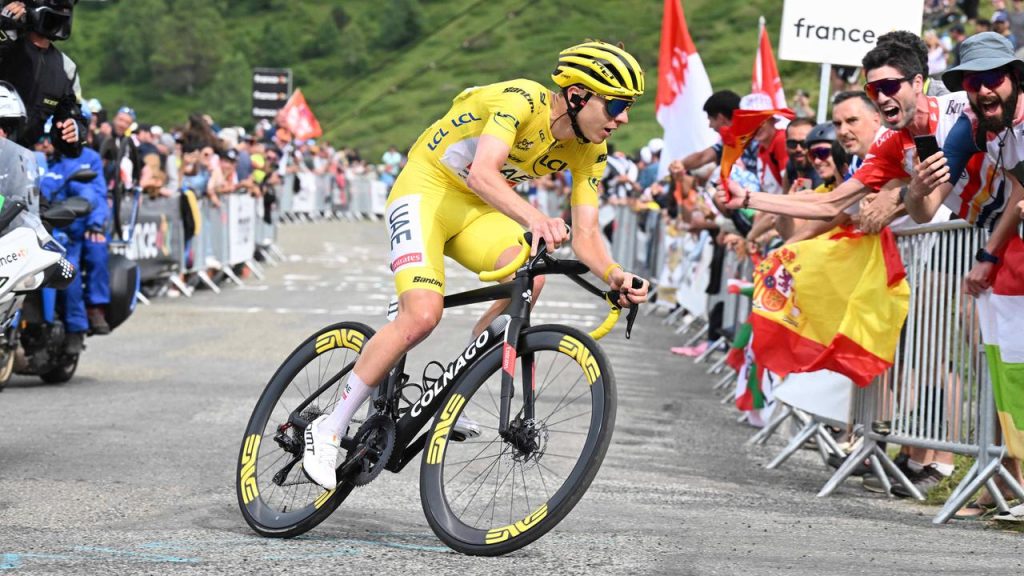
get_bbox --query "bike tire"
[419,324,616,556]
[237,321,374,538]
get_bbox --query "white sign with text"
[779,0,924,67]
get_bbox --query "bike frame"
[285,248,618,476]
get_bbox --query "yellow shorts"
[385,172,525,296]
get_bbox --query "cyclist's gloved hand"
[610,270,648,308]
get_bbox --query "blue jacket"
[40,147,110,234]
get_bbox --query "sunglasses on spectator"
[786,139,807,150]
[864,76,915,100]
[806,146,833,161]
[962,69,1009,93]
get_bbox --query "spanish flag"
[750,226,910,387]
[718,107,793,200]
[977,236,1024,459]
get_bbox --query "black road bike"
[236,235,641,556]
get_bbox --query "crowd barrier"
[633,208,1024,525]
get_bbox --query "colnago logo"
[411,330,491,417]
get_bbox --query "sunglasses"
[597,94,634,117]
[786,139,807,150]
[963,69,1009,92]
[864,76,915,100]
[807,146,833,161]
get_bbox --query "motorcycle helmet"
[28,0,76,41]
[0,81,27,142]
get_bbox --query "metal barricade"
[817,220,1024,522]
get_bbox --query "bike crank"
[337,414,396,487]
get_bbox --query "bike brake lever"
[624,277,644,339]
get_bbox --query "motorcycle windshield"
[0,139,41,214]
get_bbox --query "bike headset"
[0,81,27,142]
[551,40,645,143]
[27,0,77,41]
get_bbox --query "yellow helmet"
[552,40,645,100]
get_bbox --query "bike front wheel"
[419,324,616,556]
[237,321,374,538]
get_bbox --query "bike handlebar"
[479,235,530,282]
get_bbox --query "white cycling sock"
[907,459,925,473]
[932,462,954,477]
[322,372,372,438]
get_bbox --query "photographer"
[0,0,85,157]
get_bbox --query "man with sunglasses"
[715,32,967,231]
[902,32,1024,296]
[302,40,651,490]
[785,118,823,191]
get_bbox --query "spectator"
[784,118,823,191]
[235,135,254,181]
[976,18,993,33]
[949,24,968,65]
[139,152,171,199]
[136,123,159,160]
[180,112,218,153]
[790,89,815,119]
[924,30,949,76]
[381,144,402,177]
[0,0,86,157]
[637,137,662,191]
[1009,0,1024,55]
[993,10,1018,48]
[680,90,757,175]
[602,144,639,200]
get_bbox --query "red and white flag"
[280,88,323,141]
[656,0,717,178]
[752,16,786,109]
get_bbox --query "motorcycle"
[0,138,78,389]
[0,139,140,388]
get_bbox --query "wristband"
[898,185,909,204]
[742,189,751,209]
[602,263,623,283]
[975,248,1000,265]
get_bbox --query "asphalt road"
[0,219,1021,575]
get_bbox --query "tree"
[374,0,424,50]
[149,0,227,94]
[98,0,166,83]
[342,24,370,75]
[203,50,252,126]
[302,18,342,59]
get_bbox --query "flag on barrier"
[977,236,1024,460]
[749,226,910,387]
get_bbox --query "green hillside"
[64,0,822,157]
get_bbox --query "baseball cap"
[222,148,239,162]
[740,93,791,129]
[117,106,136,121]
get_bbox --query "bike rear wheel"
[420,325,616,555]
[237,321,374,538]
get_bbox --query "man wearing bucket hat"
[902,32,1024,296]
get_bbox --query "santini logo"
[413,275,442,287]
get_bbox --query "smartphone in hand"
[913,134,941,162]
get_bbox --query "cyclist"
[304,40,651,490]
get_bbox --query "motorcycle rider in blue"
[38,134,110,353]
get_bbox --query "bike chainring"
[346,414,396,487]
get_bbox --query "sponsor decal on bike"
[313,487,336,509]
[411,330,490,418]
[502,343,516,377]
[240,434,261,504]
[484,504,548,544]
[426,393,465,465]
[315,328,365,354]
[558,335,600,385]
[387,196,426,273]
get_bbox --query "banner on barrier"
[673,233,714,314]
[228,194,257,266]
[113,195,184,280]
[291,172,317,214]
